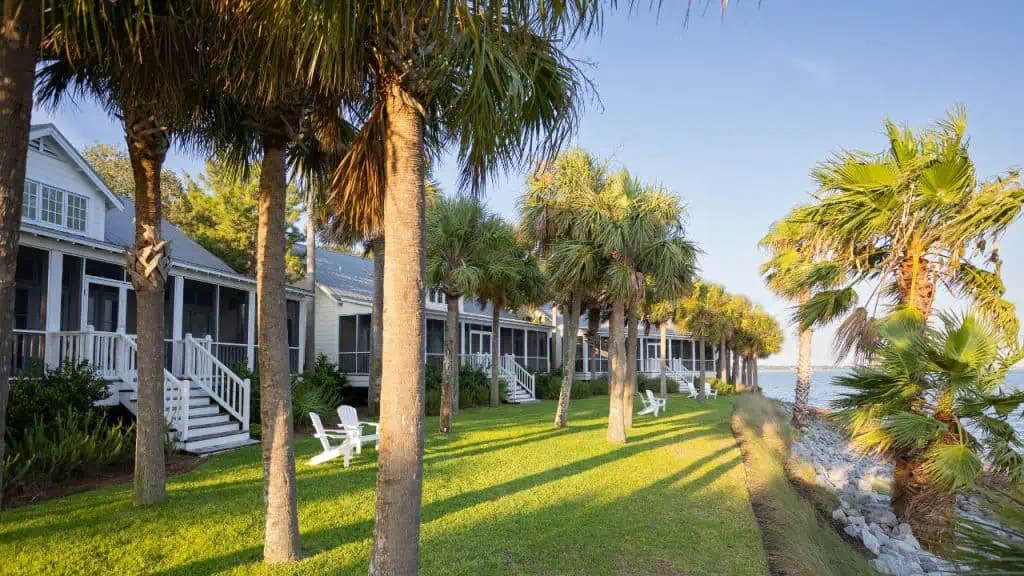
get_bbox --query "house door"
[646,341,660,372]
[470,329,492,356]
[83,277,132,333]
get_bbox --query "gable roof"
[313,248,375,303]
[29,124,124,211]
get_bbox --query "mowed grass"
[0,396,767,576]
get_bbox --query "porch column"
[297,297,307,373]
[45,250,63,367]
[581,334,588,378]
[213,285,220,341]
[551,305,562,369]
[172,275,184,374]
[246,290,256,370]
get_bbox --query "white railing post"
[84,325,94,366]
[184,333,193,379]
[242,378,251,431]
[180,381,190,441]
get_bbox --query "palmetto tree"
[426,196,503,433]
[475,222,546,407]
[37,0,220,507]
[521,148,607,429]
[583,171,697,437]
[761,206,839,427]
[794,107,1024,357]
[675,281,721,400]
[642,287,676,397]
[725,294,752,389]
[832,311,1024,550]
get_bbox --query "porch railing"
[184,334,250,429]
[460,353,492,372]
[337,351,370,374]
[501,354,535,399]
[10,329,46,375]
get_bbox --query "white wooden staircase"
[460,353,536,403]
[51,329,254,453]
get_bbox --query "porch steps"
[504,383,536,404]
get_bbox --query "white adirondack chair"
[685,379,718,399]
[309,412,353,467]
[337,405,380,455]
[637,389,667,417]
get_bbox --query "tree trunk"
[753,356,759,391]
[659,324,667,397]
[368,84,426,576]
[793,291,814,428]
[606,297,627,443]
[897,253,936,317]
[696,336,706,401]
[123,111,170,507]
[587,306,600,381]
[554,294,581,428]
[367,235,384,418]
[303,207,316,371]
[489,302,501,407]
[624,307,637,428]
[257,140,300,563]
[731,345,740,389]
[891,454,956,550]
[439,294,458,433]
[0,0,39,510]
[739,356,747,391]
[716,339,725,381]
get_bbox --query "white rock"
[849,515,866,528]
[832,508,847,523]
[877,510,898,527]
[895,523,913,538]
[862,527,881,556]
[897,533,921,551]
[845,524,861,538]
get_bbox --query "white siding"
[314,286,373,387]
[24,138,107,241]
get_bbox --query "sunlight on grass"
[1,397,767,576]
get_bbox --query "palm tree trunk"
[793,291,814,428]
[696,336,706,401]
[367,235,384,418]
[587,307,600,381]
[731,345,740,390]
[489,302,501,407]
[440,293,458,433]
[123,111,169,507]
[891,454,956,550]
[554,294,581,428]
[303,206,316,371]
[607,297,627,443]
[0,0,40,510]
[897,253,936,317]
[753,356,759,391]
[716,339,725,380]
[369,84,426,576]
[659,324,667,397]
[624,307,638,428]
[257,140,300,563]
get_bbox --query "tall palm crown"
[831,311,1024,548]
[795,107,1024,354]
[426,196,504,298]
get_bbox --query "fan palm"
[475,223,547,407]
[36,0,223,508]
[642,287,676,397]
[675,281,722,400]
[794,107,1024,357]
[831,311,1024,550]
[761,206,841,426]
[725,294,752,389]
[426,196,504,433]
[520,148,607,429]
[584,171,698,436]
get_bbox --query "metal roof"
[313,248,375,302]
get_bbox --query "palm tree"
[832,311,1024,550]
[794,107,1024,356]
[0,0,42,509]
[585,171,697,435]
[426,196,503,433]
[521,148,607,429]
[37,0,221,508]
[642,289,676,397]
[476,223,546,407]
[675,282,720,400]
[725,294,752,390]
[760,207,838,427]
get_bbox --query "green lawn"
[0,396,767,576]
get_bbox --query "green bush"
[533,369,564,400]
[291,377,334,426]
[2,408,134,500]
[570,379,593,399]
[588,376,609,396]
[708,376,735,396]
[302,354,351,406]
[423,363,494,415]
[236,356,351,427]
[6,362,109,437]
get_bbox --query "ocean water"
[759,368,1024,436]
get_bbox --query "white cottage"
[11,124,311,452]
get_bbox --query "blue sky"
[34,1,1024,365]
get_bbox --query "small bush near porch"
[0,397,766,576]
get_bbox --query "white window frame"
[427,288,447,305]
[22,178,88,234]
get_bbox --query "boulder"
[895,523,913,538]
[845,524,861,538]
[861,527,881,556]
[832,508,847,523]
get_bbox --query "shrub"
[2,408,134,500]
[236,356,350,427]
[302,354,351,406]
[533,369,563,400]
[6,362,109,437]
[291,377,334,426]
[423,364,494,415]
[708,377,735,396]
[588,376,609,396]
[570,379,593,399]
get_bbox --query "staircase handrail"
[119,334,191,439]
[184,334,250,428]
[501,354,535,399]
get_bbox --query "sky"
[33,1,1024,366]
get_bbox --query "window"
[41,185,63,225]
[338,313,371,374]
[66,193,88,231]
[427,288,447,305]
[23,182,37,220]
[425,319,445,367]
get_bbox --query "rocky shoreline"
[783,404,965,576]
